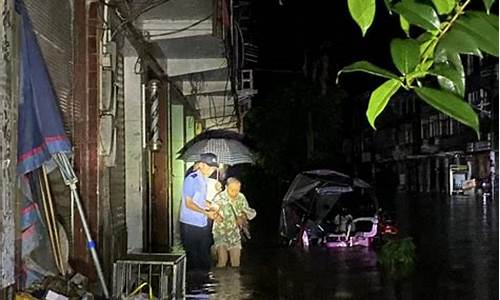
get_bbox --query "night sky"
[252,0,403,94]
[239,0,411,202]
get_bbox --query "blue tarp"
[16,0,71,175]
[15,0,73,287]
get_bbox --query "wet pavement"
[185,194,498,300]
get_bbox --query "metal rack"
[112,253,186,299]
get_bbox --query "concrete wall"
[142,18,213,40]
[124,55,144,252]
[0,0,16,288]
[166,58,227,77]
[137,0,212,21]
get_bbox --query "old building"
[0,0,257,295]
[343,55,498,198]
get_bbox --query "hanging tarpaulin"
[16,0,72,284]
[16,0,71,175]
[15,1,109,297]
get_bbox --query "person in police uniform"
[180,153,219,271]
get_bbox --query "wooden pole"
[41,166,66,275]
[38,170,63,275]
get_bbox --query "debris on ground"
[17,273,97,300]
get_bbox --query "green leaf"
[482,0,496,14]
[400,15,411,37]
[348,0,376,36]
[437,27,483,57]
[337,61,400,83]
[416,32,433,42]
[419,60,434,72]
[467,11,499,31]
[390,38,420,75]
[437,76,456,97]
[415,87,479,137]
[455,14,499,56]
[417,32,436,57]
[435,48,463,71]
[379,237,416,280]
[431,0,455,15]
[393,0,440,32]
[366,79,402,128]
[420,39,436,57]
[429,63,465,96]
[434,49,465,97]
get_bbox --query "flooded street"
[186,194,498,300]
[402,194,499,300]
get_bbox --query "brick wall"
[72,1,100,280]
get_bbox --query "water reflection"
[398,194,498,300]
[185,194,498,300]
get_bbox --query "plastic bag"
[240,221,251,242]
[121,282,156,300]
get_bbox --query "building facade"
[344,55,498,198]
[0,0,257,294]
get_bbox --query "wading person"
[212,177,256,268]
[180,153,219,271]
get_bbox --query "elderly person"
[180,153,220,271]
[212,177,256,268]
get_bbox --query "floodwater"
[185,194,499,300]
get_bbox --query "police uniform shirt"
[180,170,208,227]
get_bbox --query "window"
[429,115,440,137]
[407,97,415,114]
[478,89,490,112]
[421,118,430,139]
[439,114,449,136]
[466,55,475,75]
[353,139,360,154]
[361,136,371,152]
[449,119,461,135]
[468,88,491,114]
[398,127,404,144]
[404,124,413,143]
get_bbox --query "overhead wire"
[225,24,241,130]
[235,21,245,69]
[110,0,172,40]
[207,70,232,129]
[108,0,240,126]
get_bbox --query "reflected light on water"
[184,194,498,300]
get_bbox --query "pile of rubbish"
[15,273,101,300]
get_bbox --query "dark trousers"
[180,222,212,271]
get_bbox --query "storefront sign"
[449,164,469,195]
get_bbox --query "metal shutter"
[24,0,75,140]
